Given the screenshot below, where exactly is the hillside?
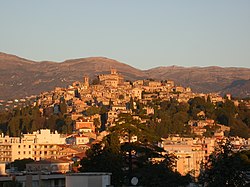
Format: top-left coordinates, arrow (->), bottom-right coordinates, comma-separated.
145,66 -> 250,98
0,53 -> 146,99
0,52 -> 250,99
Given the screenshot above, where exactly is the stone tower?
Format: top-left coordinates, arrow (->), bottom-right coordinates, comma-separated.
83,76 -> 89,87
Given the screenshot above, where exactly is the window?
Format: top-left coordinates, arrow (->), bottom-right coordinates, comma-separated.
23,151 -> 26,154
54,180 -> 59,186
29,145 -> 31,148
18,145 -> 21,148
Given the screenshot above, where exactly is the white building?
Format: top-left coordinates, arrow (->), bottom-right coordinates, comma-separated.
0,129 -> 67,162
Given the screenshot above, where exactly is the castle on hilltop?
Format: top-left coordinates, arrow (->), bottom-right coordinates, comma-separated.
98,68 -> 124,87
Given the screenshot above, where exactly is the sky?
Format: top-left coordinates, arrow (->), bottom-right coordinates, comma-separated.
0,1 -> 249,70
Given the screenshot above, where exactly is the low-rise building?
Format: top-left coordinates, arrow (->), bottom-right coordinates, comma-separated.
26,159 -> 72,174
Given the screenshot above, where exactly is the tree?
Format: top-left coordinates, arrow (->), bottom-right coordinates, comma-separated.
129,97 -> 134,110
79,140 -> 124,186
91,78 -> 100,85
99,106 -> 108,131
8,117 -> 20,137
199,140 -> 250,186
46,114 -> 58,131
85,106 -> 99,116
63,116 -> 73,134
12,158 -> 34,171
80,113 -> 192,186
136,160 -> 191,187
93,118 -> 101,133
59,99 -> 67,114
30,115 -> 45,133
109,113 -> 169,185
0,111 -> 11,134
229,118 -> 250,138
188,97 -> 207,120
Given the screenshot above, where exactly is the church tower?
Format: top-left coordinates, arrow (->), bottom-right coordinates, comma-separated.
83,76 -> 89,87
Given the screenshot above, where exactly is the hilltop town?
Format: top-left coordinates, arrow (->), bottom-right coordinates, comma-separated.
0,69 -> 250,186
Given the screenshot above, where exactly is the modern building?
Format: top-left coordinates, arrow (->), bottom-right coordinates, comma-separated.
0,129 -> 67,162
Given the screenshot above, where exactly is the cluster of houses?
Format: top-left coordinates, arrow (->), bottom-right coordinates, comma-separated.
0,69 -> 250,185
37,68 -> 221,112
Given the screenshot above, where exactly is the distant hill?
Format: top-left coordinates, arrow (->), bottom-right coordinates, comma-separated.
0,52 -> 250,99
144,66 -> 250,98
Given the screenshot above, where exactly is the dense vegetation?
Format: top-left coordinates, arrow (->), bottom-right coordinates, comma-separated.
136,97 -> 250,138
0,97 -> 250,138
0,107 -> 73,137
199,141 -> 250,186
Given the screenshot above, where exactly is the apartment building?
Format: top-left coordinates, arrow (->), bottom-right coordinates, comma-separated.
0,129 -> 66,162
161,136 -> 215,177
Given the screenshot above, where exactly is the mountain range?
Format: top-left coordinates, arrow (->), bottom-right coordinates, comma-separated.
0,52 -> 250,100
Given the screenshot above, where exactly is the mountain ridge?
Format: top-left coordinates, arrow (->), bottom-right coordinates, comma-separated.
0,52 -> 250,99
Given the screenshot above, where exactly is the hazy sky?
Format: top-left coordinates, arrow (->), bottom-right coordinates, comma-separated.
0,1 -> 249,69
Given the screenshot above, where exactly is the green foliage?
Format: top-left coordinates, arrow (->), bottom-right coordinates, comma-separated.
99,105 -> 108,115
199,141 -> 250,187
85,106 -> 100,116
0,104 -> 75,136
229,118 -> 250,138
214,100 -> 237,126
12,158 -> 34,171
93,118 -> 101,133
79,142 -> 124,186
135,162 -> 192,187
129,97 -> 134,110
46,114 -> 58,131
153,100 -> 190,137
80,113 -> 190,186
62,115 -> 73,134
238,102 -> 250,128
203,125 -> 220,137
1,95 -> 250,139
212,100 -> 250,138
188,97 -> 215,119
8,117 -> 20,136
